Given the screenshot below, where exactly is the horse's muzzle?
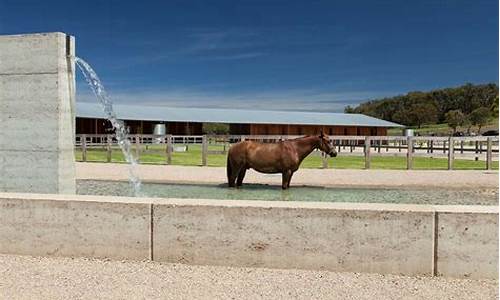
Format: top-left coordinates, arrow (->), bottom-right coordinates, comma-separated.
330,151 -> 337,157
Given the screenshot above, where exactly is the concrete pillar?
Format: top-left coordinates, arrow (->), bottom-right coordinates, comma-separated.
0,32 -> 76,194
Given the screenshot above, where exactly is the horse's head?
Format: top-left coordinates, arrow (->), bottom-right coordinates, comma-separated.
318,131 -> 337,157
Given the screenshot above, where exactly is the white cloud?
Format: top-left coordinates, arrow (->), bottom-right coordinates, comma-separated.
76,87 -> 393,112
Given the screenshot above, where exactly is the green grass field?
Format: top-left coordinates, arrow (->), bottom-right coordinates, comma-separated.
387,119 -> 499,136
75,144 -> 498,170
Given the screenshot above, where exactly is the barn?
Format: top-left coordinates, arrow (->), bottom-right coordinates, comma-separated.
76,102 -> 403,136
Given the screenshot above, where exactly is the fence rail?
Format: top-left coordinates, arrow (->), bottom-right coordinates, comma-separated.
75,134 -> 499,170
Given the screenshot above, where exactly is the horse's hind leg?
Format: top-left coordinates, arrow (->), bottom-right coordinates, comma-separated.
236,168 -> 247,187
282,170 -> 292,190
228,164 -> 241,188
227,159 -> 238,187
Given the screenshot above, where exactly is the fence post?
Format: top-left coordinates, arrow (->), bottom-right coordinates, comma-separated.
486,137 -> 492,170
322,152 -> 328,169
135,135 -> 140,162
201,135 -> 208,166
166,134 -> 172,164
106,135 -> 112,163
406,136 -> 413,170
81,134 -> 87,162
448,137 -> 454,170
364,136 -> 371,169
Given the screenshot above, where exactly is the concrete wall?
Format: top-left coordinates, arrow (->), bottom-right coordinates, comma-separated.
0,193 -> 497,279
153,203 -> 433,275
0,32 -> 76,194
0,193 -> 151,260
437,209 -> 498,278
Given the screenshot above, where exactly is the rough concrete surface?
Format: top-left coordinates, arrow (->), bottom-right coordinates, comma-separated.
0,192 -> 496,279
75,162 -> 499,188
0,32 -> 76,194
0,254 -> 497,300
0,197 -> 150,260
437,212 -> 499,278
154,204 -> 434,276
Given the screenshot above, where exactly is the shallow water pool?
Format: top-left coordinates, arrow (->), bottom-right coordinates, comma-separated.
77,180 -> 498,206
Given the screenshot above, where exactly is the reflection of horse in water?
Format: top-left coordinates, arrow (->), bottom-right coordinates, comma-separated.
227,133 -> 337,189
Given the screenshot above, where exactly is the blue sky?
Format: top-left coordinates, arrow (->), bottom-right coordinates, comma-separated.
0,0 -> 498,111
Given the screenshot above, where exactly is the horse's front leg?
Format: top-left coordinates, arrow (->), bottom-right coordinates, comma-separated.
282,170 -> 292,189
287,171 -> 294,188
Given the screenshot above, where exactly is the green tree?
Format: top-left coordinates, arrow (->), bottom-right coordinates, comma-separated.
202,123 -> 229,134
409,102 -> 438,128
492,95 -> 499,117
392,102 -> 438,128
445,110 -> 466,133
468,107 -> 491,134
344,105 -> 355,113
344,83 -> 499,124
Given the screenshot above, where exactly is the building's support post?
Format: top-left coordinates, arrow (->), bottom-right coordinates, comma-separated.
364,136 -> 371,169
486,137 -> 493,170
106,135 -> 112,163
81,134 -> 87,162
166,134 -> 172,165
407,136 -> 413,170
448,137 -> 454,170
201,135 -> 208,166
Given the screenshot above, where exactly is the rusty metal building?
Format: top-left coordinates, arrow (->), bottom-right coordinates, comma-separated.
76,102 -> 402,135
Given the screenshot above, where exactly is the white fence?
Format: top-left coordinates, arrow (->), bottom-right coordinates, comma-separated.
75,134 -> 499,170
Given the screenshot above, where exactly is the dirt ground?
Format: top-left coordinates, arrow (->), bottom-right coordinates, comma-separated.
0,254 -> 497,300
76,162 -> 499,188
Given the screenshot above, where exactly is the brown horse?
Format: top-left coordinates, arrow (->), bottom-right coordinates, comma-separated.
227,133 -> 337,189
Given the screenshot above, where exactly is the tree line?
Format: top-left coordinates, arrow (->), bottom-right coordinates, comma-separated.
345,83 -> 498,131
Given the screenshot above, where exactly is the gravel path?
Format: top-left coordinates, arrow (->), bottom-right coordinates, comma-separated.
76,162 -> 499,188
0,254 -> 497,300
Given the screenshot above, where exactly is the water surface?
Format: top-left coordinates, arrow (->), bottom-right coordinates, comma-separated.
77,180 -> 498,206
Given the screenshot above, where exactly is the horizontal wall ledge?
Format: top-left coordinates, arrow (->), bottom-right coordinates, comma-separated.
0,192 -> 497,213
0,192 -> 497,279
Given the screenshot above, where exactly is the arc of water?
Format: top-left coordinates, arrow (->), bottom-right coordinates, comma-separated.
75,57 -> 142,195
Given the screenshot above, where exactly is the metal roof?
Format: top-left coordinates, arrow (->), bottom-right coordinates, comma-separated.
76,102 -> 403,128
